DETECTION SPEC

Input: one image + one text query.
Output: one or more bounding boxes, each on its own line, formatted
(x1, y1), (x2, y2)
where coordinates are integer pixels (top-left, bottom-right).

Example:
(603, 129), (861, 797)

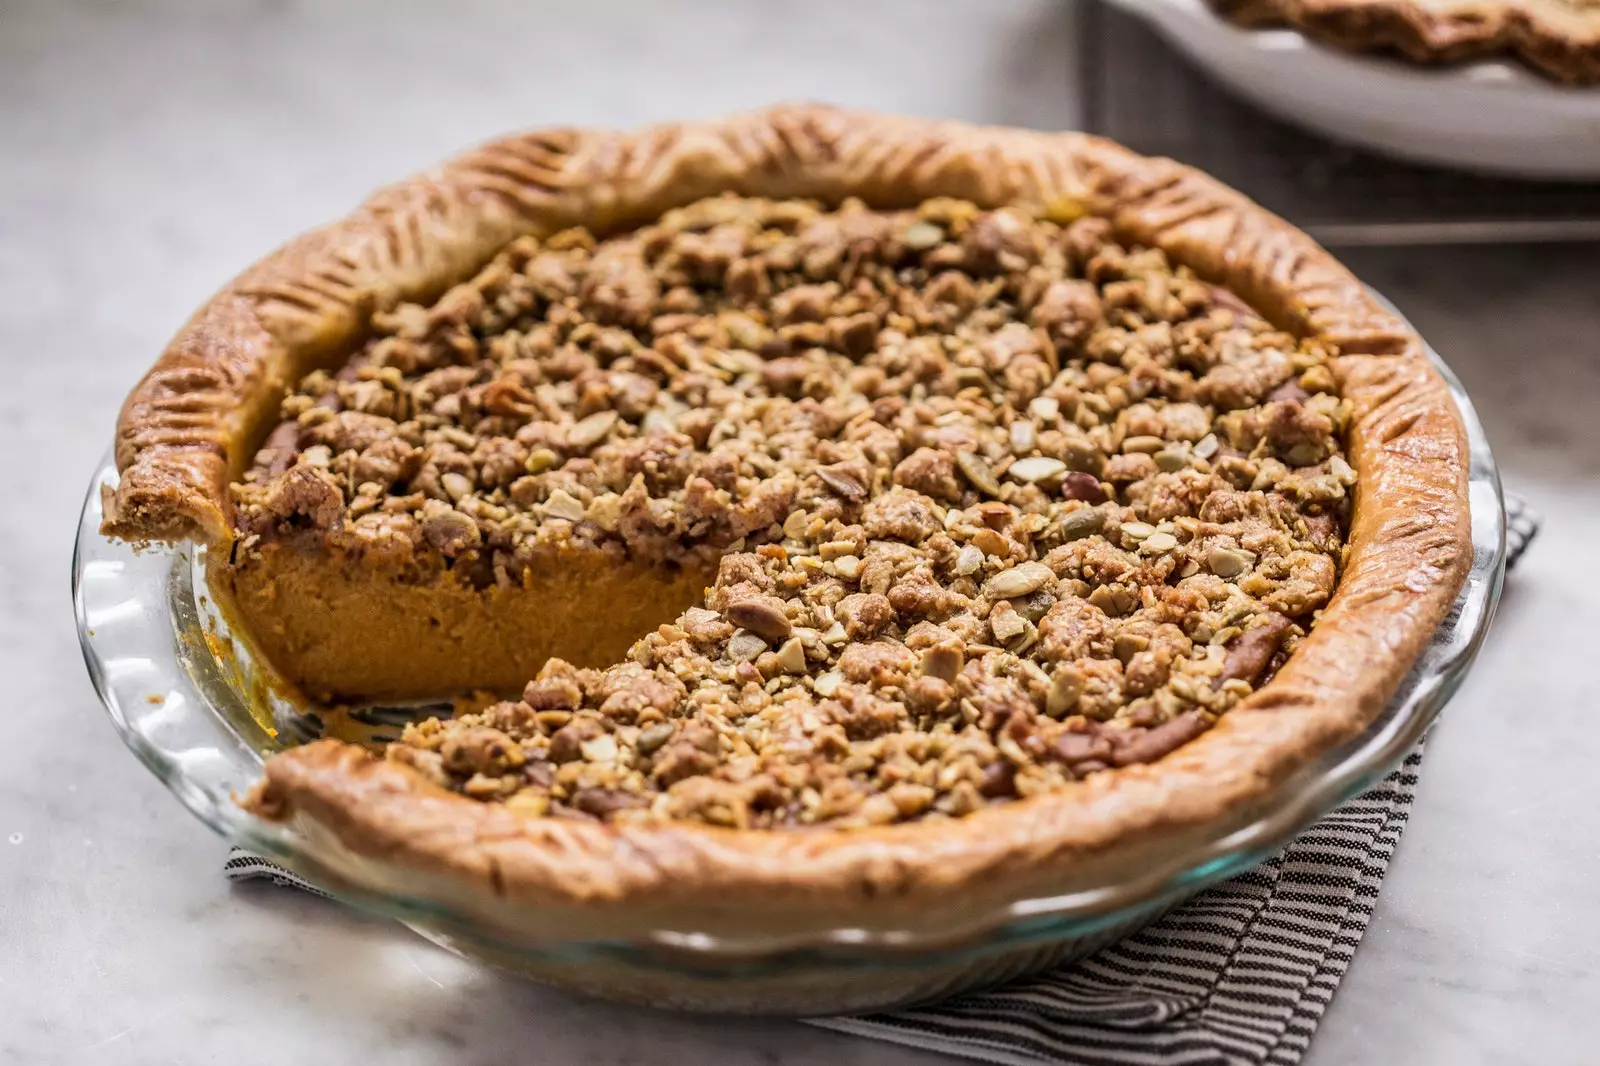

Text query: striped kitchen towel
(228, 494), (1539, 1066)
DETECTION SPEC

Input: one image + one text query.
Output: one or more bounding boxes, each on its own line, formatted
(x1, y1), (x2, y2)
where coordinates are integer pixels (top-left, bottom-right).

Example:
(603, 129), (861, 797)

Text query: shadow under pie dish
(94, 105), (1475, 1005)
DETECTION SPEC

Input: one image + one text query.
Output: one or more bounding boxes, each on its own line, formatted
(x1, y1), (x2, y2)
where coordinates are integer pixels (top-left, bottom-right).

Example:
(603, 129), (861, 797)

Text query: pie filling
(231, 194), (1353, 830)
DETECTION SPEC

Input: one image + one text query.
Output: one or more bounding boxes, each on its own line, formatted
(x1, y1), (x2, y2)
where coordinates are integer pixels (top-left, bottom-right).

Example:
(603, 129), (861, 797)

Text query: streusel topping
(238, 194), (1353, 828)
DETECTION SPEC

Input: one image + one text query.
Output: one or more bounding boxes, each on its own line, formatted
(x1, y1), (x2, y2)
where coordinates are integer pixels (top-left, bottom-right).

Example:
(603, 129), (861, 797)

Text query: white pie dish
(1106, 0), (1600, 180)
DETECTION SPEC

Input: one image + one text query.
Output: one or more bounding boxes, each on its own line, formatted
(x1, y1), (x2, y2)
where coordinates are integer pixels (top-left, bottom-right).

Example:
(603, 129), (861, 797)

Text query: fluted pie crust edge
(1211, 0), (1600, 85)
(105, 105), (1470, 920)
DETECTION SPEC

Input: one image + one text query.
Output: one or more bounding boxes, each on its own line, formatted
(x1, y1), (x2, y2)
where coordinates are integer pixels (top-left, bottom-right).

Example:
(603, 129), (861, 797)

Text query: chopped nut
(572, 787), (646, 819)
(1206, 546), (1255, 578)
(1029, 396), (1060, 420)
(1007, 456), (1067, 483)
(831, 554), (863, 580)
(1112, 632), (1149, 663)
(817, 464), (867, 500)
(989, 602), (1029, 644)
(441, 726), (524, 776)
(1062, 471), (1107, 504)
(888, 782), (937, 817)
(858, 793), (901, 825)
(984, 561), (1054, 598)
(534, 709), (573, 730)
(1059, 507), (1106, 542)
(944, 780), (984, 816)
(819, 540), (858, 561)
(542, 489), (587, 522)
(954, 544), (985, 575)
(636, 723), (675, 755)
(1153, 449), (1188, 473)
(1110, 712), (1211, 766)
(783, 510), (810, 539)
(920, 644), (964, 682)
(978, 500), (1012, 526)
(1301, 364), (1336, 394)
(904, 221), (945, 250)
(506, 790), (551, 817)
(1215, 612), (1292, 688)
(1046, 668), (1083, 717)
(775, 637), (808, 675)
(1122, 435), (1165, 454)
(567, 410), (618, 451)
(1089, 583), (1137, 616)
(419, 499), (480, 556)
(971, 528), (1010, 558)
(956, 451), (1002, 497)
(1141, 531), (1178, 553)
(1012, 589), (1056, 623)
(462, 773), (506, 799)
(812, 670), (844, 697)
(727, 630), (768, 662)
(725, 596), (792, 642)
(586, 492), (623, 531)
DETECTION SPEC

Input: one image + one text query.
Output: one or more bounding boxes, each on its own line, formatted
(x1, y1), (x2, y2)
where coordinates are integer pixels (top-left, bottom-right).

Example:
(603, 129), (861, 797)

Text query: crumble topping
(236, 194), (1354, 829)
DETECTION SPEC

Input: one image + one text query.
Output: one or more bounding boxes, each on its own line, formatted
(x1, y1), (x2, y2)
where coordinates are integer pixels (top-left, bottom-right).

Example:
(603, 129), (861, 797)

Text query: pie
(103, 105), (1470, 924)
(1211, 0), (1600, 84)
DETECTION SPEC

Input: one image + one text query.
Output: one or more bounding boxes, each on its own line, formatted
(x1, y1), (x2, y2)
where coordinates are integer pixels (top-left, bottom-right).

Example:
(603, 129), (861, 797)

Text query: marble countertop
(6, 2), (1598, 1063)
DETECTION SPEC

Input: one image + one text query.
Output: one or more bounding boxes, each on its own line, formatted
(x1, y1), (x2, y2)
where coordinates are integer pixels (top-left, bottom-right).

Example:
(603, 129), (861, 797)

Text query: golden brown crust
(1211, 0), (1600, 85)
(113, 105), (1470, 918)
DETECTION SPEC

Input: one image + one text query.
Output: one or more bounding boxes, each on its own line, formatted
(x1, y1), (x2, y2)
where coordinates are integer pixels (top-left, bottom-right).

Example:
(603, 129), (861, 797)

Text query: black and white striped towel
(228, 494), (1539, 1066)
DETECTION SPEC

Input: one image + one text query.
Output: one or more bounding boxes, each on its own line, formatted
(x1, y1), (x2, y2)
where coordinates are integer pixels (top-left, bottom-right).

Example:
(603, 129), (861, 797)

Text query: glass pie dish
(73, 315), (1505, 1015)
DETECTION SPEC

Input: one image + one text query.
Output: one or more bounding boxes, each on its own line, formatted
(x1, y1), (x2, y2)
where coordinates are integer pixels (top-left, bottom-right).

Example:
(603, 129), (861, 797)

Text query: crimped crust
(1212, 0), (1600, 85)
(108, 105), (1470, 919)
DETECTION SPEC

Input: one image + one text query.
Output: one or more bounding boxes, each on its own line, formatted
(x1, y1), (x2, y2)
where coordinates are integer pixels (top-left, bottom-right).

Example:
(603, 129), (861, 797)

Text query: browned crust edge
(1212, 0), (1600, 85)
(110, 104), (1471, 915)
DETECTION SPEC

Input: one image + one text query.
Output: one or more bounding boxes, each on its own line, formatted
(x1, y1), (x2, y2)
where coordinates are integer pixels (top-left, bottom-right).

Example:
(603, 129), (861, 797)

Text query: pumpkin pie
(103, 106), (1470, 919)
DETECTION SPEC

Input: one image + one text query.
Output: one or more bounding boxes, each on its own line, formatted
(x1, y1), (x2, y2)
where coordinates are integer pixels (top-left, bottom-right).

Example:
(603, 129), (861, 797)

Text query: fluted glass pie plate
(74, 318), (1505, 1014)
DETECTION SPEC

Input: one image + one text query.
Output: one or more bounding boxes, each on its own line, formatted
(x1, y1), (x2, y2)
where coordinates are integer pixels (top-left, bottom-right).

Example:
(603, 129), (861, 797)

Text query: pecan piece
(572, 788), (646, 819)
(440, 727), (524, 776)
(1215, 612), (1293, 688)
(1110, 712), (1211, 766)
(723, 595), (792, 642)
(1062, 471), (1107, 504)
(816, 463), (867, 501)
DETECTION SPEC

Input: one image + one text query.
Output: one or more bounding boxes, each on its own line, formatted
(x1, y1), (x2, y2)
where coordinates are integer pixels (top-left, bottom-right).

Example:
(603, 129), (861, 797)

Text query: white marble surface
(4, 2), (1598, 1063)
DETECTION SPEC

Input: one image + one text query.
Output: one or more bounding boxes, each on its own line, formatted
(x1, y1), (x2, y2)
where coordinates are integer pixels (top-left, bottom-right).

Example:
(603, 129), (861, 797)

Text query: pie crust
(104, 105), (1470, 921)
(1211, 0), (1600, 84)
